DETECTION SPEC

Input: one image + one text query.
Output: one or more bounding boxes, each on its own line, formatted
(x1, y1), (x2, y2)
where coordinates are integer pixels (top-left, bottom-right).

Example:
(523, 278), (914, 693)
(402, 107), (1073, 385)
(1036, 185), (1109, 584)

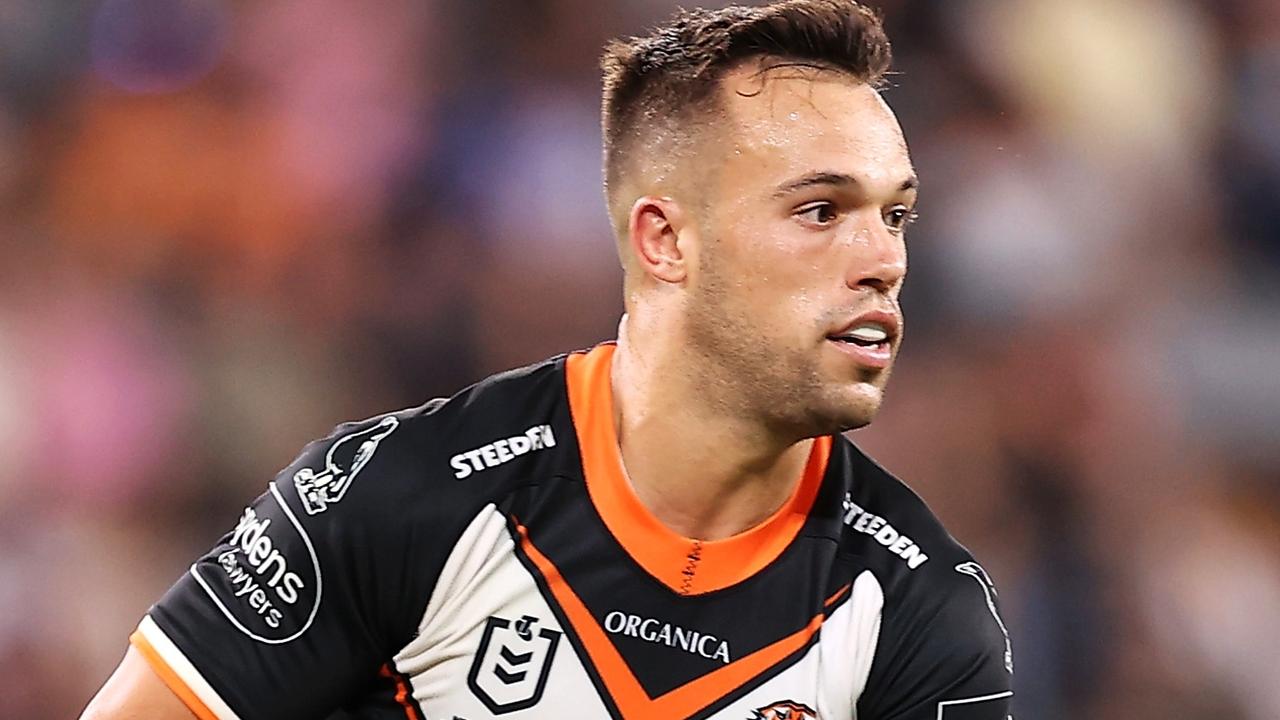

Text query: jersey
(130, 343), (1014, 720)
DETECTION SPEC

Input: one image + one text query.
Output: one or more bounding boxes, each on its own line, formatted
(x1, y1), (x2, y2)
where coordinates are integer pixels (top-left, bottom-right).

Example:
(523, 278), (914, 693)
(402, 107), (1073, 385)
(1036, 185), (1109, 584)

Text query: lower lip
(827, 339), (893, 369)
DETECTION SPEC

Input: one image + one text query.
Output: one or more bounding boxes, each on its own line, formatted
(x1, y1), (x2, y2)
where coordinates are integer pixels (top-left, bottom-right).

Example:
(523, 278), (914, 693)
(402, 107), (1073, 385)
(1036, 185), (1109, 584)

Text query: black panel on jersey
(842, 445), (1015, 720)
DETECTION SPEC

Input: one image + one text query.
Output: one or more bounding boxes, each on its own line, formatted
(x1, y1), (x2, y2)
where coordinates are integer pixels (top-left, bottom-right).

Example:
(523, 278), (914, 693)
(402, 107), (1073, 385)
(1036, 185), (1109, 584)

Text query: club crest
(293, 416), (399, 515)
(751, 700), (817, 719)
(467, 614), (562, 714)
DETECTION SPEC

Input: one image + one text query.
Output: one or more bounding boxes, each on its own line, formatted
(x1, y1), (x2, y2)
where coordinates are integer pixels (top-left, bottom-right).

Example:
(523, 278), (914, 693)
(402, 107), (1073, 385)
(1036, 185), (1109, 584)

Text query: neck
(611, 314), (815, 541)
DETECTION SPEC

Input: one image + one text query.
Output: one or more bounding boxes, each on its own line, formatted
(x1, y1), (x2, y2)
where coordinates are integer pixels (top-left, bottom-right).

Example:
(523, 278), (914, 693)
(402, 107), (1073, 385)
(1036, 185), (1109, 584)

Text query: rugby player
(82, 1), (1014, 718)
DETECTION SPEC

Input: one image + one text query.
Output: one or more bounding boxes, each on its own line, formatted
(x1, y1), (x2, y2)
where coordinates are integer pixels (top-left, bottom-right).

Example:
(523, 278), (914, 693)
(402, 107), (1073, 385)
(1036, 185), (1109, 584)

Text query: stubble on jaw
(681, 234), (839, 438)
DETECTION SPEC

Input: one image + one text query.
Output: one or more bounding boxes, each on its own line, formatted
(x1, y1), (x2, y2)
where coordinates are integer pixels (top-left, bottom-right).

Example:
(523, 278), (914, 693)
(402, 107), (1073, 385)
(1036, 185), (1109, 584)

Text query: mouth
(825, 310), (899, 370)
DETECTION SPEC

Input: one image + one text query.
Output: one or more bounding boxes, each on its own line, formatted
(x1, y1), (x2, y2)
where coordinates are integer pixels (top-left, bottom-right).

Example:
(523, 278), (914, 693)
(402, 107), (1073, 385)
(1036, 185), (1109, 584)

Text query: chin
(810, 383), (884, 435)
(832, 408), (878, 434)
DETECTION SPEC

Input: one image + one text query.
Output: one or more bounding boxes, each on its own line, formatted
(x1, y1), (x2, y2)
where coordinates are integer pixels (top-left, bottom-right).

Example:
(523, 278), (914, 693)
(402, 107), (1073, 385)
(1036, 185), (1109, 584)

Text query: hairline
(606, 58), (881, 241)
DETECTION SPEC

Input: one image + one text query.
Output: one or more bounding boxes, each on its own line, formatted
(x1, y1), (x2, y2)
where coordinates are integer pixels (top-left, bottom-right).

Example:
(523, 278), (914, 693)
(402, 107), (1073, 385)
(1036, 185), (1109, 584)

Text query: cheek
(704, 224), (834, 324)
(736, 284), (825, 346)
(746, 268), (830, 337)
(728, 237), (823, 294)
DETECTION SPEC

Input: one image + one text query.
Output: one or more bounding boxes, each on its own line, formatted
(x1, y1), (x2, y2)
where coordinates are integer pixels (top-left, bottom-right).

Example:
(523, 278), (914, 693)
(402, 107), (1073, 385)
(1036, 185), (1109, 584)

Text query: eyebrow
(771, 171), (919, 198)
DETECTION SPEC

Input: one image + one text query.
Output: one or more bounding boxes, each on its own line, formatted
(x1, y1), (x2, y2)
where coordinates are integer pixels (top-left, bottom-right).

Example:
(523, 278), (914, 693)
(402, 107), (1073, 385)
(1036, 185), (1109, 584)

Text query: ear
(626, 195), (692, 285)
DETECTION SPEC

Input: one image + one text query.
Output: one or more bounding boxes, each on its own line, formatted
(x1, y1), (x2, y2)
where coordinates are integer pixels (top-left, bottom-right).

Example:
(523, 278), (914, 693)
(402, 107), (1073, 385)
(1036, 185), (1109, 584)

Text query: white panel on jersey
(697, 570), (884, 720)
(392, 505), (610, 718)
(136, 616), (243, 720)
(824, 570), (884, 716)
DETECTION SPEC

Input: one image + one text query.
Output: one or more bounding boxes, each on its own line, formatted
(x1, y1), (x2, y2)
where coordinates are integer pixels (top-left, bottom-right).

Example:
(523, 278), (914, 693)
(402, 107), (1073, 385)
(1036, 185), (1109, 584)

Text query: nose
(845, 214), (907, 295)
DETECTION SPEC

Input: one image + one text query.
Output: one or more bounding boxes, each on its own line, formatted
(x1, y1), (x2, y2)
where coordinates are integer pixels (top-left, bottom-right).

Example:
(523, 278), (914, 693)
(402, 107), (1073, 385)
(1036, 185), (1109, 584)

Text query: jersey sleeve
(130, 410), (445, 720)
(856, 560), (1014, 720)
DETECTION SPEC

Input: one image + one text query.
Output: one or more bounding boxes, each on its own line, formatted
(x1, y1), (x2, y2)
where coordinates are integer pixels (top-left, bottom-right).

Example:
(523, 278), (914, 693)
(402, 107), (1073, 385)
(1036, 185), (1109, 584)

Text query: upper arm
(857, 560), (1014, 720)
(109, 411), (457, 720)
(80, 645), (198, 720)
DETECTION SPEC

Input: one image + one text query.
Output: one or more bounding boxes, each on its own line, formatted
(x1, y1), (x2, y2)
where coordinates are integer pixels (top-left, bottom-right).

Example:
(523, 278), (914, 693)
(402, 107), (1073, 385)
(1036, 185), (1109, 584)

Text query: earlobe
(628, 196), (688, 284)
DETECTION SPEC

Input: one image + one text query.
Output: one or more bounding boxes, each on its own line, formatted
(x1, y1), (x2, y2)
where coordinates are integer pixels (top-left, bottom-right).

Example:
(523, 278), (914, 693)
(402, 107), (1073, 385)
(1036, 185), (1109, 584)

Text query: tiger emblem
(750, 700), (817, 720)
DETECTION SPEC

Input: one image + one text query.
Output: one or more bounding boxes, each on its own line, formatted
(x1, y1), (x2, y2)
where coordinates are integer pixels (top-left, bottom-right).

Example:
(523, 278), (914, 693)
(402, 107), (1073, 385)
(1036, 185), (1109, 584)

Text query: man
(82, 1), (1014, 718)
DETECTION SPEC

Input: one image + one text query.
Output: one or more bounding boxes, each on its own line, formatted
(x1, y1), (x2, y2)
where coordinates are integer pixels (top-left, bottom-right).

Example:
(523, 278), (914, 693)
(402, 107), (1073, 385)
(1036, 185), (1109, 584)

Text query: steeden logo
(449, 424), (556, 479)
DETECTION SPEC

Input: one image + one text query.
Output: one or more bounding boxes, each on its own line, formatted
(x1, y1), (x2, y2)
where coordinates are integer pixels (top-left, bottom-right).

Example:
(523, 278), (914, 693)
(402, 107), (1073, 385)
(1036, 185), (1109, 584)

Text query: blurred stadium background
(0, 0), (1277, 717)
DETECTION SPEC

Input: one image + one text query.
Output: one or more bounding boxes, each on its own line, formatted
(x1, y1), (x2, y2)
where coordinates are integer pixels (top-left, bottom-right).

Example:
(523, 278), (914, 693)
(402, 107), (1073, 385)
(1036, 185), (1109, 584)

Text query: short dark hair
(600, 0), (892, 208)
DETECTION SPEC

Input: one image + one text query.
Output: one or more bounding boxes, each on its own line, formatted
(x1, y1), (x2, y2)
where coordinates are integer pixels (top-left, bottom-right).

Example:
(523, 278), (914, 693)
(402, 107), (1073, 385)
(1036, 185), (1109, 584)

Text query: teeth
(844, 324), (888, 343)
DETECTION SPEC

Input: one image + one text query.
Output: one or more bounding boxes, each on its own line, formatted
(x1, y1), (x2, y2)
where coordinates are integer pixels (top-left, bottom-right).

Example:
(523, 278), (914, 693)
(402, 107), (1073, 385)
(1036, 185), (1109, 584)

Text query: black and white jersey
(131, 343), (1014, 719)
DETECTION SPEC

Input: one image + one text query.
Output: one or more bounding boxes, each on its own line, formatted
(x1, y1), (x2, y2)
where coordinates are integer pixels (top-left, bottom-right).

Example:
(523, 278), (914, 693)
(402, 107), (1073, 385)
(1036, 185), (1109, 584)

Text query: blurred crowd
(0, 0), (1277, 717)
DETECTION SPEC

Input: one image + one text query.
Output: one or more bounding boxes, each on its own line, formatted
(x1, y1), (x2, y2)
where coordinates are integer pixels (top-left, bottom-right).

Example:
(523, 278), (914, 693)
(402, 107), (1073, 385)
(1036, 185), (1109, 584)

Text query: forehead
(713, 65), (911, 188)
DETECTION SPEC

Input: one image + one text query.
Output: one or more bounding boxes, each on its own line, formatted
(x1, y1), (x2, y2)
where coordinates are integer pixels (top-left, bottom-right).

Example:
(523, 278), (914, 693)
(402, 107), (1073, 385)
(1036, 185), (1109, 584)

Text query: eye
(884, 205), (918, 234)
(795, 201), (840, 227)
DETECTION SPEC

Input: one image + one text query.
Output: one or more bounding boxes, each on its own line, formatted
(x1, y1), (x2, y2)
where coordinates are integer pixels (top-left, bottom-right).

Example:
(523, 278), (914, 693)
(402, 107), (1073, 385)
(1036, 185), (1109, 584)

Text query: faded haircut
(600, 0), (892, 224)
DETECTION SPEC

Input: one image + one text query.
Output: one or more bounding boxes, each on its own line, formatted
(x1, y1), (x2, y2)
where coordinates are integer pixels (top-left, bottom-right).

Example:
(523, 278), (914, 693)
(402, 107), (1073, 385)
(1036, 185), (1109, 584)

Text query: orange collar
(565, 343), (831, 595)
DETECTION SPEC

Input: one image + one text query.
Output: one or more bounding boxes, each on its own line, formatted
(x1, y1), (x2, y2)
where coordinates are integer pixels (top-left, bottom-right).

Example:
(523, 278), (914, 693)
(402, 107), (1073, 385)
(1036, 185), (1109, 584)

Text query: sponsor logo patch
(294, 416), (399, 515)
(191, 483), (322, 644)
(450, 425), (556, 479)
(751, 700), (817, 719)
(467, 614), (561, 715)
(603, 610), (731, 663)
(842, 492), (929, 570)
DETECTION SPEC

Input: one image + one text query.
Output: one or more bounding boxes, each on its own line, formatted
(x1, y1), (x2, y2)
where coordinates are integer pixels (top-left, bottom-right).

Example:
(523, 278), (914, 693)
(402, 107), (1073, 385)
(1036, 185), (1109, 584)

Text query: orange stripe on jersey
(378, 663), (421, 720)
(824, 582), (852, 609)
(129, 629), (220, 720)
(565, 343), (832, 595)
(516, 521), (825, 719)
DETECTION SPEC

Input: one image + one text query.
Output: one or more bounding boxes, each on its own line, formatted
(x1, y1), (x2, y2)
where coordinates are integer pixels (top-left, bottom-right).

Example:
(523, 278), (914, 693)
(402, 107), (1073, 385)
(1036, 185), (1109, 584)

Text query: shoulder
(147, 353), (578, 651)
(833, 437), (979, 592)
(285, 352), (573, 518)
(837, 438), (1015, 715)
(834, 436), (1011, 660)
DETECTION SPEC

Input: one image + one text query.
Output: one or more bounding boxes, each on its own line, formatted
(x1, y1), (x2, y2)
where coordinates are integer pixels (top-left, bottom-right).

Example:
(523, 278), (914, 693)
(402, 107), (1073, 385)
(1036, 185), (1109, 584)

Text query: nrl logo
(293, 416), (399, 515)
(751, 700), (817, 719)
(467, 614), (562, 715)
